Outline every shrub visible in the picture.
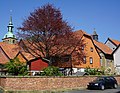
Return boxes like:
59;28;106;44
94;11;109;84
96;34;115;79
40;66;63;76
85;67;104;75
5;58;28;76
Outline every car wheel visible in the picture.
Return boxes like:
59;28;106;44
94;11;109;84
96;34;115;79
101;85;105;90
113;84;118;89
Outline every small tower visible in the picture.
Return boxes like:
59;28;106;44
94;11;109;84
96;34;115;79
91;28;98;41
2;16;17;44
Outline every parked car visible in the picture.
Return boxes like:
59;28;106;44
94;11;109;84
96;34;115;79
87;76;118;90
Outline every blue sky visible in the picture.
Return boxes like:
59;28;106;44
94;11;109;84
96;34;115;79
0;0;120;42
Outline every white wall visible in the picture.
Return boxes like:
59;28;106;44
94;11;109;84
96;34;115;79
113;46;120;75
114;46;120;66
105;40;116;51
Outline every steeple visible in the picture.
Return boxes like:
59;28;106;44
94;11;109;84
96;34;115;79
91;28;98;41
8;16;13;33
2;16;17;44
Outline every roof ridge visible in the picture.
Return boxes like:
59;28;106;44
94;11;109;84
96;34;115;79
109;38;120;42
94;40;113;54
108;38;120;46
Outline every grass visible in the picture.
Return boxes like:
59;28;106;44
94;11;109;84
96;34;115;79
0;87;86;93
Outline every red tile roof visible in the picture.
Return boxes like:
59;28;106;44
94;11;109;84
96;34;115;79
19;51;36;61
0;42;21;59
0;47;9;64
109;38;120;46
74;31;113;55
19;40;45;58
94;40;113;54
0;42;21;64
74;30;89;38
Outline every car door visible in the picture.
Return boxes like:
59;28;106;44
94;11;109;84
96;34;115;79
105;77;112;88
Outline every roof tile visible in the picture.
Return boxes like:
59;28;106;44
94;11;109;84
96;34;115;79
94;40;113;54
0;42;21;64
109;38;120;46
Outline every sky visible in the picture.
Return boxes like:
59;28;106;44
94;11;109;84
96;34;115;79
0;0;120;42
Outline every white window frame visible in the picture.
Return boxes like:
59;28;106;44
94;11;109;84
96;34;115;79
90;57;93;64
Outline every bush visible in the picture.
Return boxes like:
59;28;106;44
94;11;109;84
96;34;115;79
40;66;63;76
5;58;28;76
85;67;104;75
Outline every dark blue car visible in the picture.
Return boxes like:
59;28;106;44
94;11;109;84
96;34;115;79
87;76;118;90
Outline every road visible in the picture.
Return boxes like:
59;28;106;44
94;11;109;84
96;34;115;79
63;87;120;93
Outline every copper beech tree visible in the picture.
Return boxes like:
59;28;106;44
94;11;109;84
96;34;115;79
18;4;85;66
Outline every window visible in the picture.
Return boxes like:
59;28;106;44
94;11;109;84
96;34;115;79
50;56;59;63
90;57;93;64
61;55;71;62
13;40;15;43
90;47;93;52
51;55;71;63
81;45;84;51
100;59;103;66
83;56;86;64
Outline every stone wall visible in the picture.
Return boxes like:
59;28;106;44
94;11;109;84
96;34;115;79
0;76;120;91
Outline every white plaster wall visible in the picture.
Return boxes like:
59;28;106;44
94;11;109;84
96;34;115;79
115;67;120;75
113;46;120;75
114;46;120;67
105;40;116;51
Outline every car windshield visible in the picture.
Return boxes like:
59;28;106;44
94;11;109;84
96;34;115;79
94;77;104;81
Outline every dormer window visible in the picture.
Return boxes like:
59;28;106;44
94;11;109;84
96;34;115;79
90;47;93;52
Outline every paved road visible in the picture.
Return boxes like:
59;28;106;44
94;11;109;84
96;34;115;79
64;87;120;93
64;89;120;93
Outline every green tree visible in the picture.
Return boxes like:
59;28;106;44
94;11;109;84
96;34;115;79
5;58;28;76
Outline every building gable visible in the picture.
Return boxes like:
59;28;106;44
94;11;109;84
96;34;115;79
29;58;48;71
0;46;10;64
15;52;28;63
113;45;120;66
72;30;101;69
82;35;101;68
105;38;118;51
